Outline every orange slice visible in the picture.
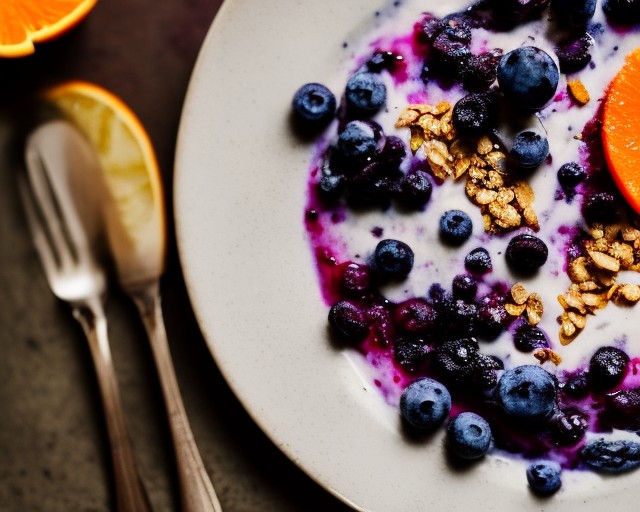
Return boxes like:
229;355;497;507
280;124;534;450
0;0;98;58
603;48;640;213
43;81;166;286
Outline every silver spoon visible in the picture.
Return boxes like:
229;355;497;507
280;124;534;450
100;127;223;512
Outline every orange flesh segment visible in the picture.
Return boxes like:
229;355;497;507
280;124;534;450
603;48;640;213
0;0;97;58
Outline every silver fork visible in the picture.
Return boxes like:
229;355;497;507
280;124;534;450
20;121;152;512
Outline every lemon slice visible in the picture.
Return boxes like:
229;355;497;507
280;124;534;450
44;81;166;286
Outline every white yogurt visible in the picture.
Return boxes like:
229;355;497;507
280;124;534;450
305;0;640;464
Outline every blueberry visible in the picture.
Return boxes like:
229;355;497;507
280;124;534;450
582;192;620;225
465;247;493;274
473;368;500;390
329;300;369;340
557;162;586;188
396;169;433;209
472;354;503;390
602;0;640;24
439;210;473;245
452;274;478;300
509;130;549;169
440;13;474;40
476;302;508;340
604;388;640;415
394;337;430;372
589;346;629;391
346;161;396;209
555;33;594;74
341;262;372;295
431;26;472;76
552;410;588;445
372;239;414;279
561;370;590;398
433;338;480;382
490;0;552;27
393;298;438;335
433;338;502;390
292;83;336;128
365;51;403;73
381;135;407;167
513;324;549;352
497;365;557;420
461;49;503;91
337;120;384;162
419;13;443;43
448;299;479;337
526;461;562;495
505;234;549;274
400;377;452;429
345;72;387;115
551;0;597;26
366;303;394;347
581;438;640;473
447;412;493;460
318;173;346;201
497;46;559;111
428;283;452;307
452;92;498;135
603;389;640;430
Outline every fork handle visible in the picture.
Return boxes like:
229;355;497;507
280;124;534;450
129;281;223;512
73;301;152;512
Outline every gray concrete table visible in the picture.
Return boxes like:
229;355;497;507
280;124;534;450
0;1;354;510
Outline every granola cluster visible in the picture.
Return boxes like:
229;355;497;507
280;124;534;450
558;222;640;344
505;282;544;325
395;102;539;233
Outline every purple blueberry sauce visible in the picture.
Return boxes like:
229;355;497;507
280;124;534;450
301;0;640;478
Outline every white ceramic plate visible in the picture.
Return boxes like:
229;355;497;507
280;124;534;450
174;1;638;510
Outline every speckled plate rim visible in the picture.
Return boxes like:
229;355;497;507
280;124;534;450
173;0;638;510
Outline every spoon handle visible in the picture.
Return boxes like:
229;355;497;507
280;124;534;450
73;299;152;512
129;281;223;512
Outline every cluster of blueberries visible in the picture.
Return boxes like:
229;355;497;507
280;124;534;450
400;342;640;494
328;231;640;493
327;234;640;491
295;0;640;497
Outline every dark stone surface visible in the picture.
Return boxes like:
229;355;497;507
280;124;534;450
0;2;354;511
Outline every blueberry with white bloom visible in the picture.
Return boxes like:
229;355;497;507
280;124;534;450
439;209;473;246
337;120;384;162
400;378;451;430
292;83;336;128
447;412;493;459
581;438;640;473
509;130;549;169
497;365;557;420
497;46;559;111
345;72;386;115
372;239;414;279
526;461;562;495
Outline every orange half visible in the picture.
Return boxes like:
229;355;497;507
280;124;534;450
0;0;98;58
603;48;640;213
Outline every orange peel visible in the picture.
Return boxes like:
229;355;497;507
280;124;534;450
603;48;640;214
0;0;98;58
